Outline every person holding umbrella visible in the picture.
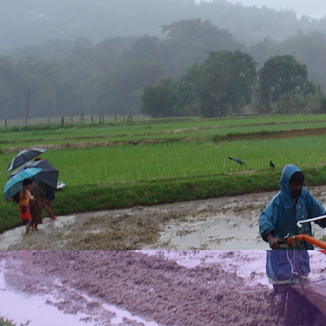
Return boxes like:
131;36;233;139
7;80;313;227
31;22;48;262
8;156;59;221
18;178;34;234
30;180;46;230
42;192;57;220
33;158;57;220
4;167;42;234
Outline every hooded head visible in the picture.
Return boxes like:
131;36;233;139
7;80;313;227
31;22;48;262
280;164;305;200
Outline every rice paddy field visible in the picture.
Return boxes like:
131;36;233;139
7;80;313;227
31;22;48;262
1;114;326;185
2;113;326;233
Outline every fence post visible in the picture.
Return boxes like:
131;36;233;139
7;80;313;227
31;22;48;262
4;119;7;129
61;116;64;126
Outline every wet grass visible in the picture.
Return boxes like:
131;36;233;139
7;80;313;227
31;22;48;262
0;318;30;326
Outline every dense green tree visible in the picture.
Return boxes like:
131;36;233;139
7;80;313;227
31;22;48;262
174;63;202;116
141;78;177;117
191;50;257;117
258;55;315;113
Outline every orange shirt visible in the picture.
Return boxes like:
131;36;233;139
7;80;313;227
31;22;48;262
19;189;33;207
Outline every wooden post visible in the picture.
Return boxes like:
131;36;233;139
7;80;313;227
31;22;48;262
25;89;30;126
61;116;64;126
4;119;7;129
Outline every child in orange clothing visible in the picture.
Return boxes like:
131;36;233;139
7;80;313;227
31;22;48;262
19;178;34;234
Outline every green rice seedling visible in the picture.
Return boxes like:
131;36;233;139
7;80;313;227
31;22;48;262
1;131;326;190
1;114;326;148
23;134;326;186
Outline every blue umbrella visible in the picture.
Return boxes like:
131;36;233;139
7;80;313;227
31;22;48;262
10;160;59;197
3;167;42;200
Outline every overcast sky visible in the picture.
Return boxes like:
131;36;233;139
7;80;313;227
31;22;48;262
196;0;326;19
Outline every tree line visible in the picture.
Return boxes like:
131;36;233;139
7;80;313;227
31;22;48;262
141;51;325;117
1;18;326;119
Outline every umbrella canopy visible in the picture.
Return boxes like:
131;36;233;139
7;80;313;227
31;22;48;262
10;160;59;197
4;167;42;200
6;147;46;172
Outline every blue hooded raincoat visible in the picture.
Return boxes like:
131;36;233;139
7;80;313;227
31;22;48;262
259;164;326;282
259;164;326;249
266;250;310;283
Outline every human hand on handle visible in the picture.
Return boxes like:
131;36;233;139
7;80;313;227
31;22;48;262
267;234;280;250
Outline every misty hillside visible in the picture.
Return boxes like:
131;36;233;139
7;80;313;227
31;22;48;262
1;0;326;52
2;0;326;120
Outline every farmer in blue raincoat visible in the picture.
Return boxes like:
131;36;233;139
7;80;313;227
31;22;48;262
260;164;326;250
259;164;326;314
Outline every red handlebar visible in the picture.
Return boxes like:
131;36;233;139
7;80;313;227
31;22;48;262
283;234;326;250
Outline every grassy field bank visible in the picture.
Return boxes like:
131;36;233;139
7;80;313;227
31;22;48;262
2;114;326;234
0;318;25;326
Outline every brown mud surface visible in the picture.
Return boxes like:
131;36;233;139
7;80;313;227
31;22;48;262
2;186;326;250
2;190;272;250
0;250;283;326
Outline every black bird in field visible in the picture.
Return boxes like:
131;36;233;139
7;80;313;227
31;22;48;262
228;156;245;166
269;160;275;169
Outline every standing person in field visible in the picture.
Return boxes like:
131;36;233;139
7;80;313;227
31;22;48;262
259;164;326;317
42;191;57;220
18;178;34;234
259;164;326;249
34;158;57;220
30;180;46;230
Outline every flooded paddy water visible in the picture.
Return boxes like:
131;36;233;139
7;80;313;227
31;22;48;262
1;187;326;250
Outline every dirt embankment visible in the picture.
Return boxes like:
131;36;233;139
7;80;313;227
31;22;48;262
0;251;283;326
